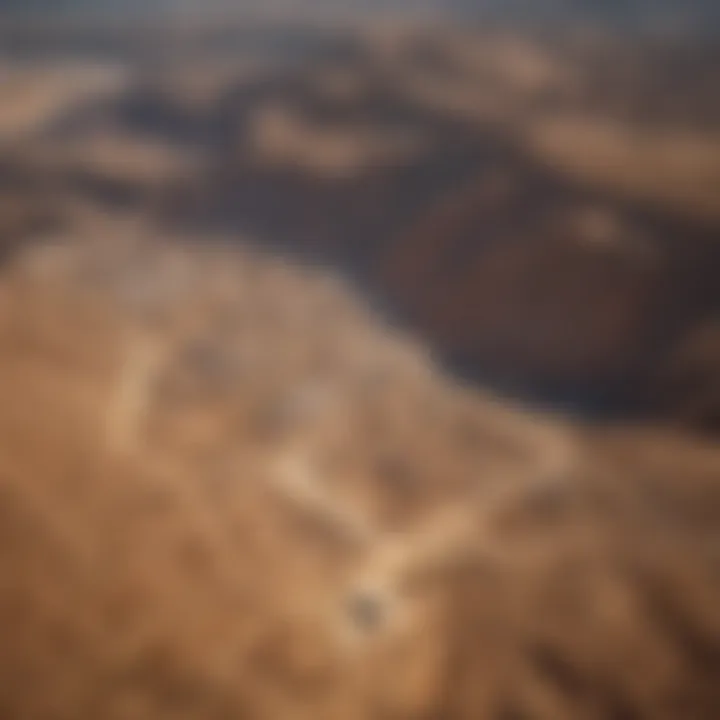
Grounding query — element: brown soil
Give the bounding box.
[0,220,718,719]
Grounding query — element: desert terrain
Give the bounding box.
[1,18,719,422]
[0,13,719,720]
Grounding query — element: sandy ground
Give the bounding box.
[0,217,718,719]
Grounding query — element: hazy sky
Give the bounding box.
[0,0,717,30]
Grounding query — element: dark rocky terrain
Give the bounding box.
[1,21,719,426]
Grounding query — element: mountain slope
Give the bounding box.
[0,219,718,719]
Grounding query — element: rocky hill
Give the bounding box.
[0,216,718,719]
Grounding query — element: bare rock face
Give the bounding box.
[654,321,720,433]
[0,219,718,719]
[377,171,720,415]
